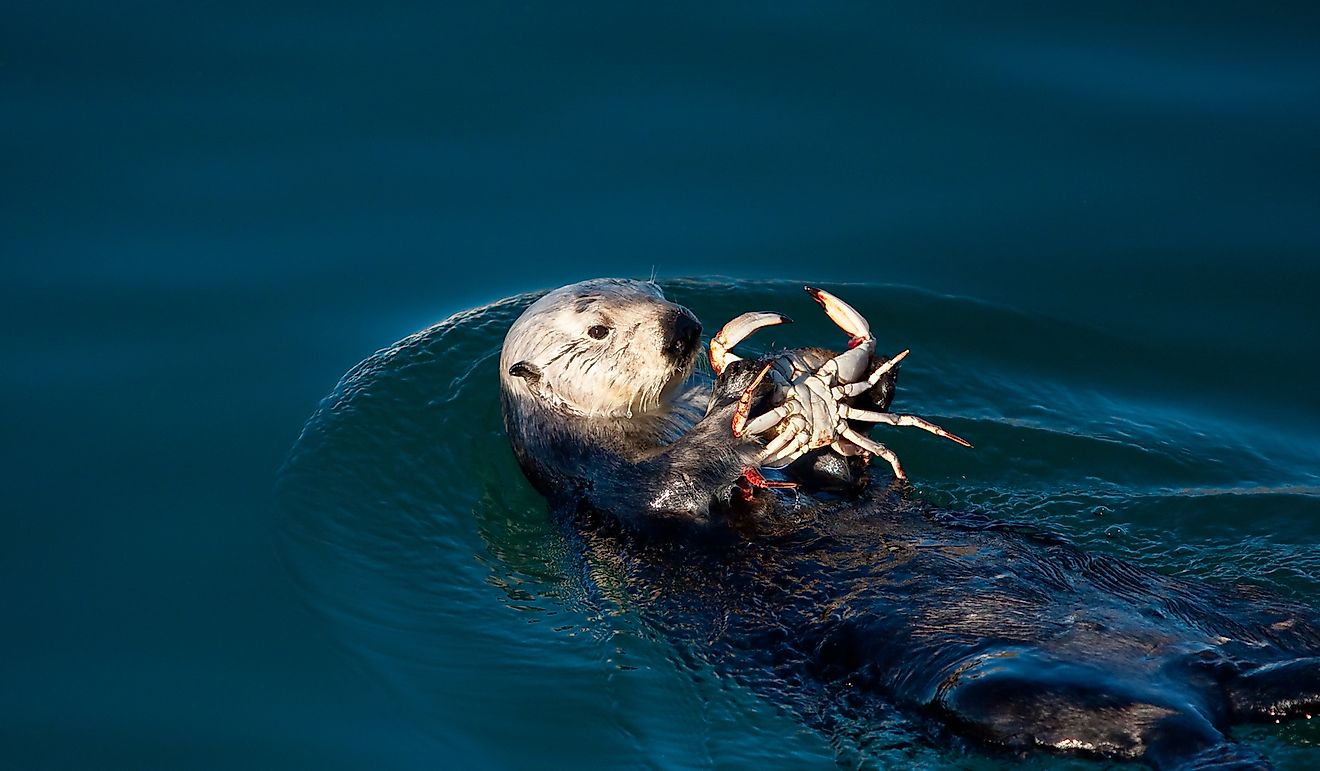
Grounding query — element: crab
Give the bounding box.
[710,287,971,484]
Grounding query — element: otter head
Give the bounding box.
[500,278,702,418]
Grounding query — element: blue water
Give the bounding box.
[5,3,1319,768]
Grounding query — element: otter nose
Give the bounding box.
[663,308,702,363]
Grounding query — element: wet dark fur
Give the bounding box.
[501,374,758,530]
[501,289,1320,770]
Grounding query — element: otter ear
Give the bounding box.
[508,361,542,383]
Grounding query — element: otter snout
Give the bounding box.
[663,307,702,364]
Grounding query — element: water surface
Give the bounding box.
[4,2,1319,768]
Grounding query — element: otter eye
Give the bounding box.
[588,325,610,340]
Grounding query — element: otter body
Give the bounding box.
[575,490,1320,770]
[500,279,1320,769]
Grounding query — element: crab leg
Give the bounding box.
[737,466,798,498]
[730,363,774,437]
[830,437,869,457]
[838,406,973,447]
[833,349,909,398]
[759,414,811,468]
[839,427,908,481]
[709,312,792,375]
[741,403,795,438]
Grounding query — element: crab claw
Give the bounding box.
[805,287,871,349]
[709,311,792,374]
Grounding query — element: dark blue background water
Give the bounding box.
[5,3,1319,768]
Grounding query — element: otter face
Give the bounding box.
[501,278,702,418]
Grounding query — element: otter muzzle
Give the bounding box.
[663,308,702,364]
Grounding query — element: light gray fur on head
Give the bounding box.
[500,278,697,418]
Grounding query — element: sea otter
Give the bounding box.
[500,276,836,528]
[500,278,1320,769]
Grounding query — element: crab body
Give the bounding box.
[711,287,970,483]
